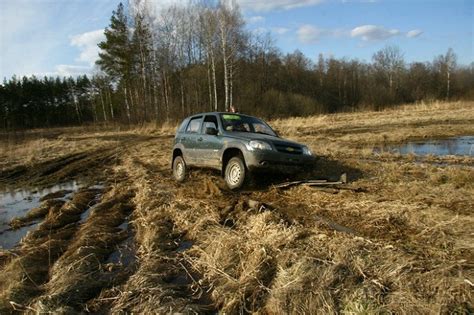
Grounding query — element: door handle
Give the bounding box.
[197,137,203,142]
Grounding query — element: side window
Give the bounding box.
[202,115,218,132]
[186,117,202,133]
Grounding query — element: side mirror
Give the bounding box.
[205,127,218,135]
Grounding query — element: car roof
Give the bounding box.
[187,112,256,119]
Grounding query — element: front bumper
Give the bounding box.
[243,150,317,173]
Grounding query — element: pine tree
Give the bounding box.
[96,2,133,122]
[131,12,153,121]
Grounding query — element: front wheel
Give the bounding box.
[173,156,187,182]
[225,156,246,190]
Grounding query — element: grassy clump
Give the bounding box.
[31,189,133,312]
[0,189,101,313]
[10,199,64,229]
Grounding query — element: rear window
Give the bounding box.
[186,116,202,133]
[202,115,218,132]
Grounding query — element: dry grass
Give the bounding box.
[271,100,474,158]
[9,199,65,229]
[0,100,472,313]
[31,189,133,312]
[0,136,113,172]
[0,189,100,312]
[113,134,472,313]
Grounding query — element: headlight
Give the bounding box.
[247,140,272,151]
[302,146,312,155]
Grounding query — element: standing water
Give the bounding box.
[0,181,80,249]
[375,136,474,156]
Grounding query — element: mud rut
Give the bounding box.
[0,135,472,313]
[0,136,220,313]
[0,138,134,312]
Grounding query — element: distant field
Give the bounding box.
[0,101,473,313]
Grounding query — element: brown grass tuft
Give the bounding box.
[31,189,133,312]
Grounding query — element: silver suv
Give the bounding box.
[171,112,316,190]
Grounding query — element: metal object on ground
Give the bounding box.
[274,173,347,189]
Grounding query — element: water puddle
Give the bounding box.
[40,189,73,202]
[0,181,81,249]
[106,236,136,267]
[89,183,106,190]
[78,193,102,224]
[169,274,192,286]
[79,206,93,224]
[117,218,129,231]
[0,221,42,250]
[177,240,193,252]
[374,136,474,156]
[106,216,136,267]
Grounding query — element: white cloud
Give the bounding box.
[297,25,327,43]
[272,27,290,35]
[297,24,420,44]
[247,15,265,24]
[252,27,268,35]
[237,0,324,12]
[350,25,400,41]
[55,65,93,77]
[341,0,378,3]
[297,25,345,43]
[0,0,51,79]
[0,1,113,79]
[70,29,105,65]
[31,65,94,78]
[406,29,423,38]
[145,0,323,13]
[253,26,290,36]
[140,0,187,11]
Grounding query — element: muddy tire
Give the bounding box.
[225,156,246,190]
[173,156,187,182]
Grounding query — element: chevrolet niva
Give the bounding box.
[172,112,316,190]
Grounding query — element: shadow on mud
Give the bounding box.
[0,127,167,144]
[65,133,172,142]
[313,156,364,182]
[0,149,115,188]
[249,156,364,190]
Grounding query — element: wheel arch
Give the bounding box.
[172,148,183,169]
[221,147,245,176]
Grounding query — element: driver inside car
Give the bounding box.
[232,121,247,132]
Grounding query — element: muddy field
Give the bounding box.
[0,101,473,313]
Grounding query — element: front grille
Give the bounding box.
[274,144,303,155]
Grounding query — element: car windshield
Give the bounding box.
[220,114,277,136]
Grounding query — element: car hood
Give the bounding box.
[222,132,305,147]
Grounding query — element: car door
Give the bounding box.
[181,116,203,165]
[196,114,223,168]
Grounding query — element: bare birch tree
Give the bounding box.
[217,1,245,111]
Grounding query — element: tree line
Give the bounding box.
[1,0,473,130]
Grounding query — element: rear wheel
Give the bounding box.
[173,156,186,182]
[225,156,246,190]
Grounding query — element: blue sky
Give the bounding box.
[0,0,472,80]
